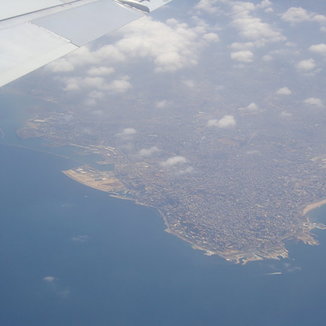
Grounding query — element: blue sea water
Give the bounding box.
[1,143,326,326]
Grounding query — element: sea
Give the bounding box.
[1,144,326,326]
[1,93,326,325]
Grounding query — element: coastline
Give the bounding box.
[302,199,326,216]
[61,167,326,264]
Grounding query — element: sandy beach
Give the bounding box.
[303,199,326,216]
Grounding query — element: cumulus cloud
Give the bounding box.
[121,128,137,135]
[296,58,316,72]
[84,90,105,106]
[281,7,311,23]
[161,156,187,167]
[117,128,137,138]
[280,111,293,118]
[196,0,273,17]
[138,146,160,157]
[49,16,218,75]
[182,79,196,88]
[177,166,194,175]
[281,7,326,24]
[42,276,70,297]
[63,77,80,91]
[262,54,273,62]
[231,50,254,62]
[256,0,272,10]
[47,58,74,72]
[87,66,115,76]
[231,2,285,45]
[238,102,259,112]
[155,100,169,108]
[195,0,220,14]
[203,32,220,42]
[276,87,292,95]
[43,276,56,283]
[106,78,132,93]
[309,43,326,55]
[72,235,89,242]
[304,97,324,107]
[62,76,131,93]
[207,115,236,128]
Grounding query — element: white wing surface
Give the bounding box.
[0,0,173,87]
[0,0,67,21]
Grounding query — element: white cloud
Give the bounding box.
[257,0,272,10]
[296,58,316,72]
[161,156,187,167]
[232,1,256,13]
[280,111,293,118]
[262,54,273,62]
[304,97,324,107]
[207,119,218,127]
[138,146,160,157]
[43,276,56,283]
[63,77,81,91]
[309,43,326,55]
[276,87,292,95]
[62,76,131,93]
[87,66,115,76]
[84,90,105,106]
[195,0,220,14]
[231,2,285,45]
[117,128,137,138]
[207,115,236,128]
[203,32,220,42]
[47,17,219,75]
[281,7,310,23]
[106,77,132,93]
[47,58,74,72]
[63,76,105,91]
[182,79,196,88]
[239,102,259,112]
[42,276,70,298]
[121,128,137,135]
[72,235,89,242]
[281,7,326,24]
[178,166,194,175]
[231,50,254,63]
[314,15,326,24]
[155,100,169,108]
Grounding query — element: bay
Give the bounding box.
[0,143,326,326]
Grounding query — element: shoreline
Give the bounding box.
[302,199,326,216]
[61,168,326,264]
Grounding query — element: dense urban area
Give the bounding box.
[17,83,326,263]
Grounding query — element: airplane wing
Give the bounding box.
[0,0,174,87]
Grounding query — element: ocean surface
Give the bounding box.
[1,143,326,326]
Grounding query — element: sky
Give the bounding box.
[17,0,323,116]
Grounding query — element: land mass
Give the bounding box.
[60,149,326,264]
[15,67,326,264]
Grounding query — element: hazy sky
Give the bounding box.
[22,0,322,115]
